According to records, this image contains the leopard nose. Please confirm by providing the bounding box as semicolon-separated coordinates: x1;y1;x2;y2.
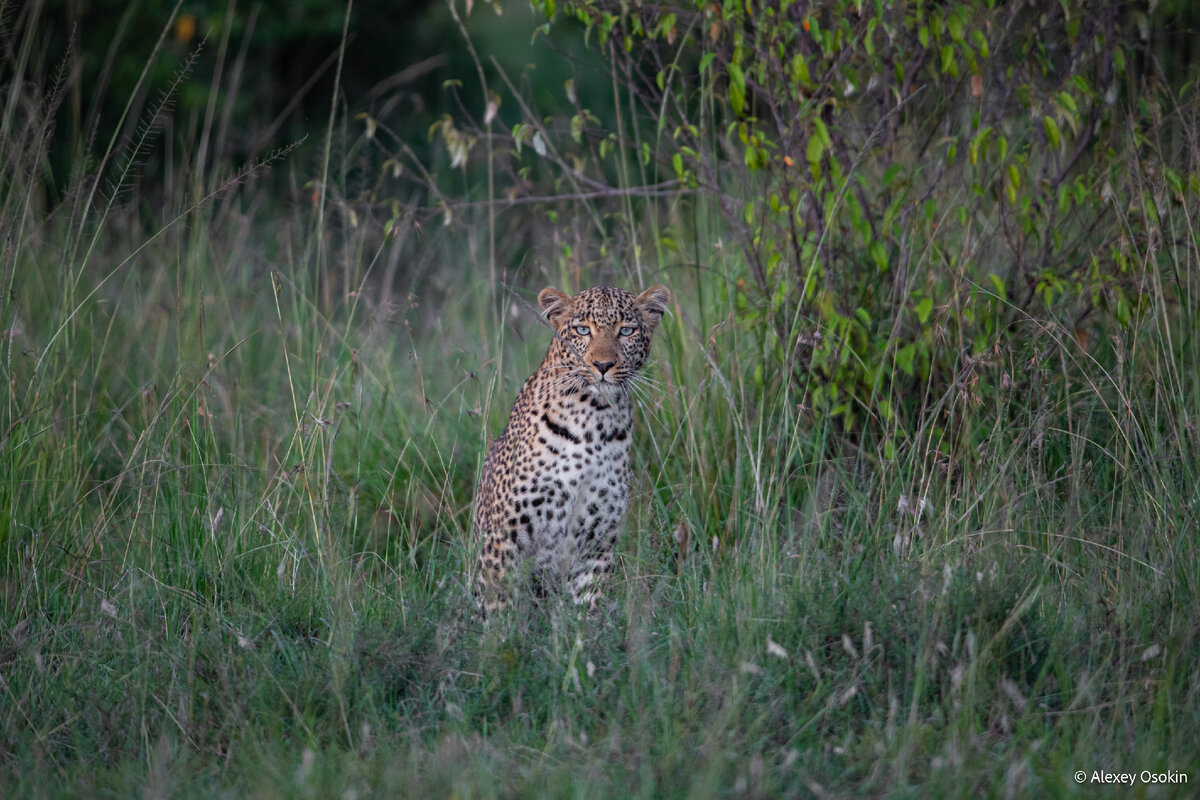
592;360;615;375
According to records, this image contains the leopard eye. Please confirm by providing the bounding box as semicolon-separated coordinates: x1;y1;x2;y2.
618;325;636;337
573;324;591;336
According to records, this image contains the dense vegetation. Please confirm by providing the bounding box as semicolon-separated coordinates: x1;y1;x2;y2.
2;0;1199;796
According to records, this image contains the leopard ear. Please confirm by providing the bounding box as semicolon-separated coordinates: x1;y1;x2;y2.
538;287;575;328
635;285;671;332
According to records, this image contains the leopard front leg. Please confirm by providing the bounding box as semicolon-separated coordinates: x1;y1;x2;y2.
568;523;619;611
474;530;515;617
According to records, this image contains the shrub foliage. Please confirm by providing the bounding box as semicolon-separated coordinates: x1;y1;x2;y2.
405;0;1194;450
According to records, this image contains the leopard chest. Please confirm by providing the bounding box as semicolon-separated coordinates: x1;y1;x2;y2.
492;385;634;555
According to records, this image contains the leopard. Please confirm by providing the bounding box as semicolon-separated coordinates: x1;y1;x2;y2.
472;284;671;616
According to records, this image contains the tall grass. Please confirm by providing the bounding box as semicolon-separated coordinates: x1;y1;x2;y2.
2;3;1199;798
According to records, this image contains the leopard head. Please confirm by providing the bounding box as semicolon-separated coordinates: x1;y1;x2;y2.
537;285;671;388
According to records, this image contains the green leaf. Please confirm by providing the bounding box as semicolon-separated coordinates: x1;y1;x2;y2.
1056;90;1078;117
947;14;963;42
896;343;916;376
870;240;888;272
727;64;746;115
972;29;990;58
915;297;933;324
987;273;1006;301
1043;116;1061;151
882;163;903;187
1056;182;1071;212
1165;166;1183;199
940;45;957;76
1005;166;1019;204
969;126;991;165
699;53;715;74
814;118;831;149
806;132;826;179
790;53;812;89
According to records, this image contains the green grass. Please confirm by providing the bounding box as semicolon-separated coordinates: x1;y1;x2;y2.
3;191;1197;796
3;7;1200;799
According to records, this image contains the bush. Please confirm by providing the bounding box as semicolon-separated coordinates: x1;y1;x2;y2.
392;0;1197;458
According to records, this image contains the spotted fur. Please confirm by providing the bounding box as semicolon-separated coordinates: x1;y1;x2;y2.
472;284;671;615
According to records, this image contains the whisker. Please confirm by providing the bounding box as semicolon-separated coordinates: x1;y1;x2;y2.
633;380;660;403
629;370;663;388
625;377;661;397
625;378;662;401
